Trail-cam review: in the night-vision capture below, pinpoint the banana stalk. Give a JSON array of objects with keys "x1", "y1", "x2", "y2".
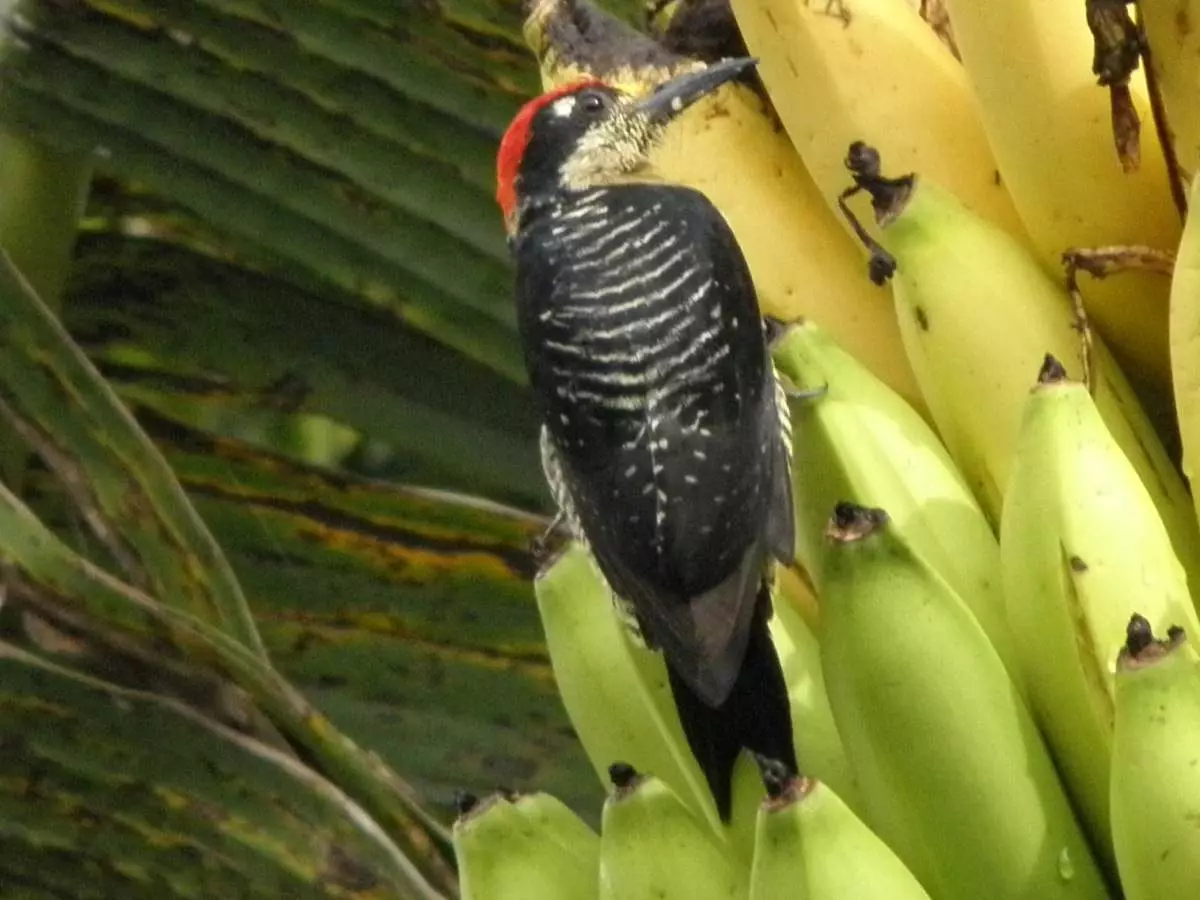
[
  {"x1": 454, "y1": 791, "x2": 600, "y2": 900},
  {"x1": 820, "y1": 503, "x2": 1109, "y2": 900},
  {"x1": 850, "y1": 161, "x2": 1200, "y2": 602},
  {"x1": 940, "y1": 0, "x2": 1179, "y2": 386},
  {"x1": 1001, "y1": 356, "x2": 1200, "y2": 874},
  {"x1": 599, "y1": 765, "x2": 745, "y2": 900},
  {"x1": 771, "y1": 319, "x2": 1017, "y2": 682},
  {"x1": 748, "y1": 767, "x2": 933, "y2": 900},
  {"x1": 1110, "y1": 616, "x2": 1200, "y2": 900},
  {"x1": 521, "y1": 0, "x2": 926, "y2": 414}
]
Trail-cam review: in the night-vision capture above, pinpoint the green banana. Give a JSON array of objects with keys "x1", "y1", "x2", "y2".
[
  {"x1": 1110, "y1": 616, "x2": 1200, "y2": 900},
  {"x1": 768, "y1": 573, "x2": 862, "y2": 816},
  {"x1": 513, "y1": 790, "x2": 606, "y2": 866},
  {"x1": 534, "y1": 544, "x2": 718, "y2": 829},
  {"x1": 453, "y1": 791, "x2": 599, "y2": 900},
  {"x1": 536, "y1": 541, "x2": 857, "y2": 860},
  {"x1": 819, "y1": 503, "x2": 1109, "y2": 900},
  {"x1": 1001, "y1": 355, "x2": 1200, "y2": 872},
  {"x1": 598, "y1": 764, "x2": 745, "y2": 900},
  {"x1": 748, "y1": 765, "x2": 933, "y2": 900},
  {"x1": 842, "y1": 151, "x2": 1200, "y2": 604},
  {"x1": 771, "y1": 319, "x2": 1017, "y2": 683}
]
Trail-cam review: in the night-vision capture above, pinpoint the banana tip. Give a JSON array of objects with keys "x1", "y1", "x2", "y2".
[
  {"x1": 1118, "y1": 614, "x2": 1187, "y2": 670},
  {"x1": 826, "y1": 503, "x2": 889, "y2": 543}
]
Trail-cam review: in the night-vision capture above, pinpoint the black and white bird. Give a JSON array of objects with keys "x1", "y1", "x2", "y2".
[{"x1": 495, "y1": 58, "x2": 798, "y2": 819}]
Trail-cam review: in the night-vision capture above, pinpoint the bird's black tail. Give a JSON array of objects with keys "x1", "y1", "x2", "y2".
[{"x1": 665, "y1": 591, "x2": 797, "y2": 820}]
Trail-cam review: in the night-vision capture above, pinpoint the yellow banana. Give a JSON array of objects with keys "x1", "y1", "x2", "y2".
[
  {"x1": 1170, "y1": 173, "x2": 1200, "y2": 529},
  {"x1": 771, "y1": 319, "x2": 1018, "y2": 682},
  {"x1": 730, "y1": 0, "x2": 1026, "y2": 241},
  {"x1": 1142, "y1": 0, "x2": 1200, "y2": 180},
  {"x1": 598, "y1": 765, "x2": 745, "y2": 900},
  {"x1": 1001, "y1": 357, "x2": 1200, "y2": 875},
  {"x1": 453, "y1": 791, "x2": 599, "y2": 900},
  {"x1": 748, "y1": 769, "x2": 933, "y2": 900},
  {"x1": 521, "y1": 0, "x2": 926, "y2": 414},
  {"x1": 940, "y1": 0, "x2": 1181, "y2": 386},
  {"x1": 820, "y1": 503, "x2": 1109, "y2": 900},
  {"x1": 1110, "y1": 617, "x2": 1200, "y2": 900},
  {"x1": 852, "y1": 162, "x2": 1200, "y2": 601}
]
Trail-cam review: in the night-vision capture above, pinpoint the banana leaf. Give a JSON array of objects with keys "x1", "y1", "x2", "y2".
[{"x1": 0, "y1": 0, "x2": 661, "y2": 892}]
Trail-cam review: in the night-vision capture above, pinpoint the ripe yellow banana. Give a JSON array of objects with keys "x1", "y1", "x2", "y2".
[
  {"x1": 534, "y1": 544, "x2": 719, "y2": 829},
  {"x1": 599, "y1": 765, "x2": 745, "y2": 900},
  {"x1": 453, "y1": 791, "x2": 599, "y2": 900},
  {"x1": 820, "y1": 503, "x2": 1109, "y2": 900},
  {"x1": 855, "y1": 164, "x2": 1200, "y2": 600},
  {"x1": 521, "y1": 0, "x2": 926, "y2": 414},
  {"x1": 730, "y1": 0, "x2": 1026, "y2": 242},
  {"x1": 1110, "y1": 617, "x2": 1200, "y2": 900},
  {"x1": 748, "y1": 770, "x2": 933, "y2": 900},
  {"x1": 940, "y1": 0, "x2": 1180, "y2": 385},
  {"x1": 1170, "y1": 174, "x2": 1200, "y2": 528},
  {"x1": 770, "y1": 319, "x2": 1018, "y2": 683},
  {"x1": 1142, "y1": 0, "x2": 1200, "y2": 180},
  {"x1": 1001, "y1": 357, "x2": 1200, "y2": 875}
]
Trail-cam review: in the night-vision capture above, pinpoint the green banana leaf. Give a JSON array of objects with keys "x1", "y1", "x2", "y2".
[
  {"x1": 0, "y1": 0, "x2": 681, "y2": 892},
  {"x1": 0, "y1": 0, "x2": 671, "y2": 893}
]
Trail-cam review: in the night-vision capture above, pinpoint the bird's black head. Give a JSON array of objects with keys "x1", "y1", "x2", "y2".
[{"x1": 495, "y1": 57, "x2": 757, "y2": 232}]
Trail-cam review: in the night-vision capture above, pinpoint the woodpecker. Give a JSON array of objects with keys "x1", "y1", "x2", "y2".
[{"x1": 496, "y1": 58, "x2": 798, "y2": 819}]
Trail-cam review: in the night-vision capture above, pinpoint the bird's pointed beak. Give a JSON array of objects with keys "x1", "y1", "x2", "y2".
[{"x1": 631, "y1": 57, "x2": 758, "y2": 125}]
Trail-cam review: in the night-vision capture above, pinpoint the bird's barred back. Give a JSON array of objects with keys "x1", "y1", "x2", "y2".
[{"x1": 514, "y1": 182, "x2": 783, "y2": 599}]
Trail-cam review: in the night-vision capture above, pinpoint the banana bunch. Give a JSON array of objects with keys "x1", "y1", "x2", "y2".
[{"x1": 454, "y1": 0, "x2": 1200, "y2": 897}]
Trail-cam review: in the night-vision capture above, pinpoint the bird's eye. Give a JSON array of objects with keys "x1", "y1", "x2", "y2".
[{"x1": 580, "y1": 91, "x2": 609, "y2": 114}]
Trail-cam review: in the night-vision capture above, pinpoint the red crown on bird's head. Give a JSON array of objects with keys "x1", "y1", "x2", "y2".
[{"x1": 495, "y1": 80, "x2": 608, "y2": 227}]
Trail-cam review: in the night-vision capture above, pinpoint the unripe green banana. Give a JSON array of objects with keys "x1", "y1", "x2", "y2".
[
  {"x1": 514, "y1": 790, "x2": 605, "y2": 865},
  {"x1": 1110, "y1": 617, "x2": 1200, "y2": 900},
  {"x1": 454, "y1": 791, "x2": 599, "y2": 900},
  {"x1": 534, "y1": 544, "x2": 718, "y2": 829},
  {"x1": 1001, "y1": 356, "x2": 1200, "y2": 873},
  {"x1": 537, "y1": 541, "x2": 857, "y2": 860},
  {"x1": 770, "y1": 319, "x2": 1017, "y2": 683},
  {"x1": 846, "y1": 155, "x2": 1200, "y2": 603},
  {"x1": 768, "y1": 574, "x2": 862, "y2": 817},
  {"x1": 599, "y1": 764, "x2": 746, "y2": 900},
  {"x1": 748, "y1": 765, "x2": 933, "y2": 900},
  {"x1": 820, "y1": 503, "x2": 1109, "y2": 900}
]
